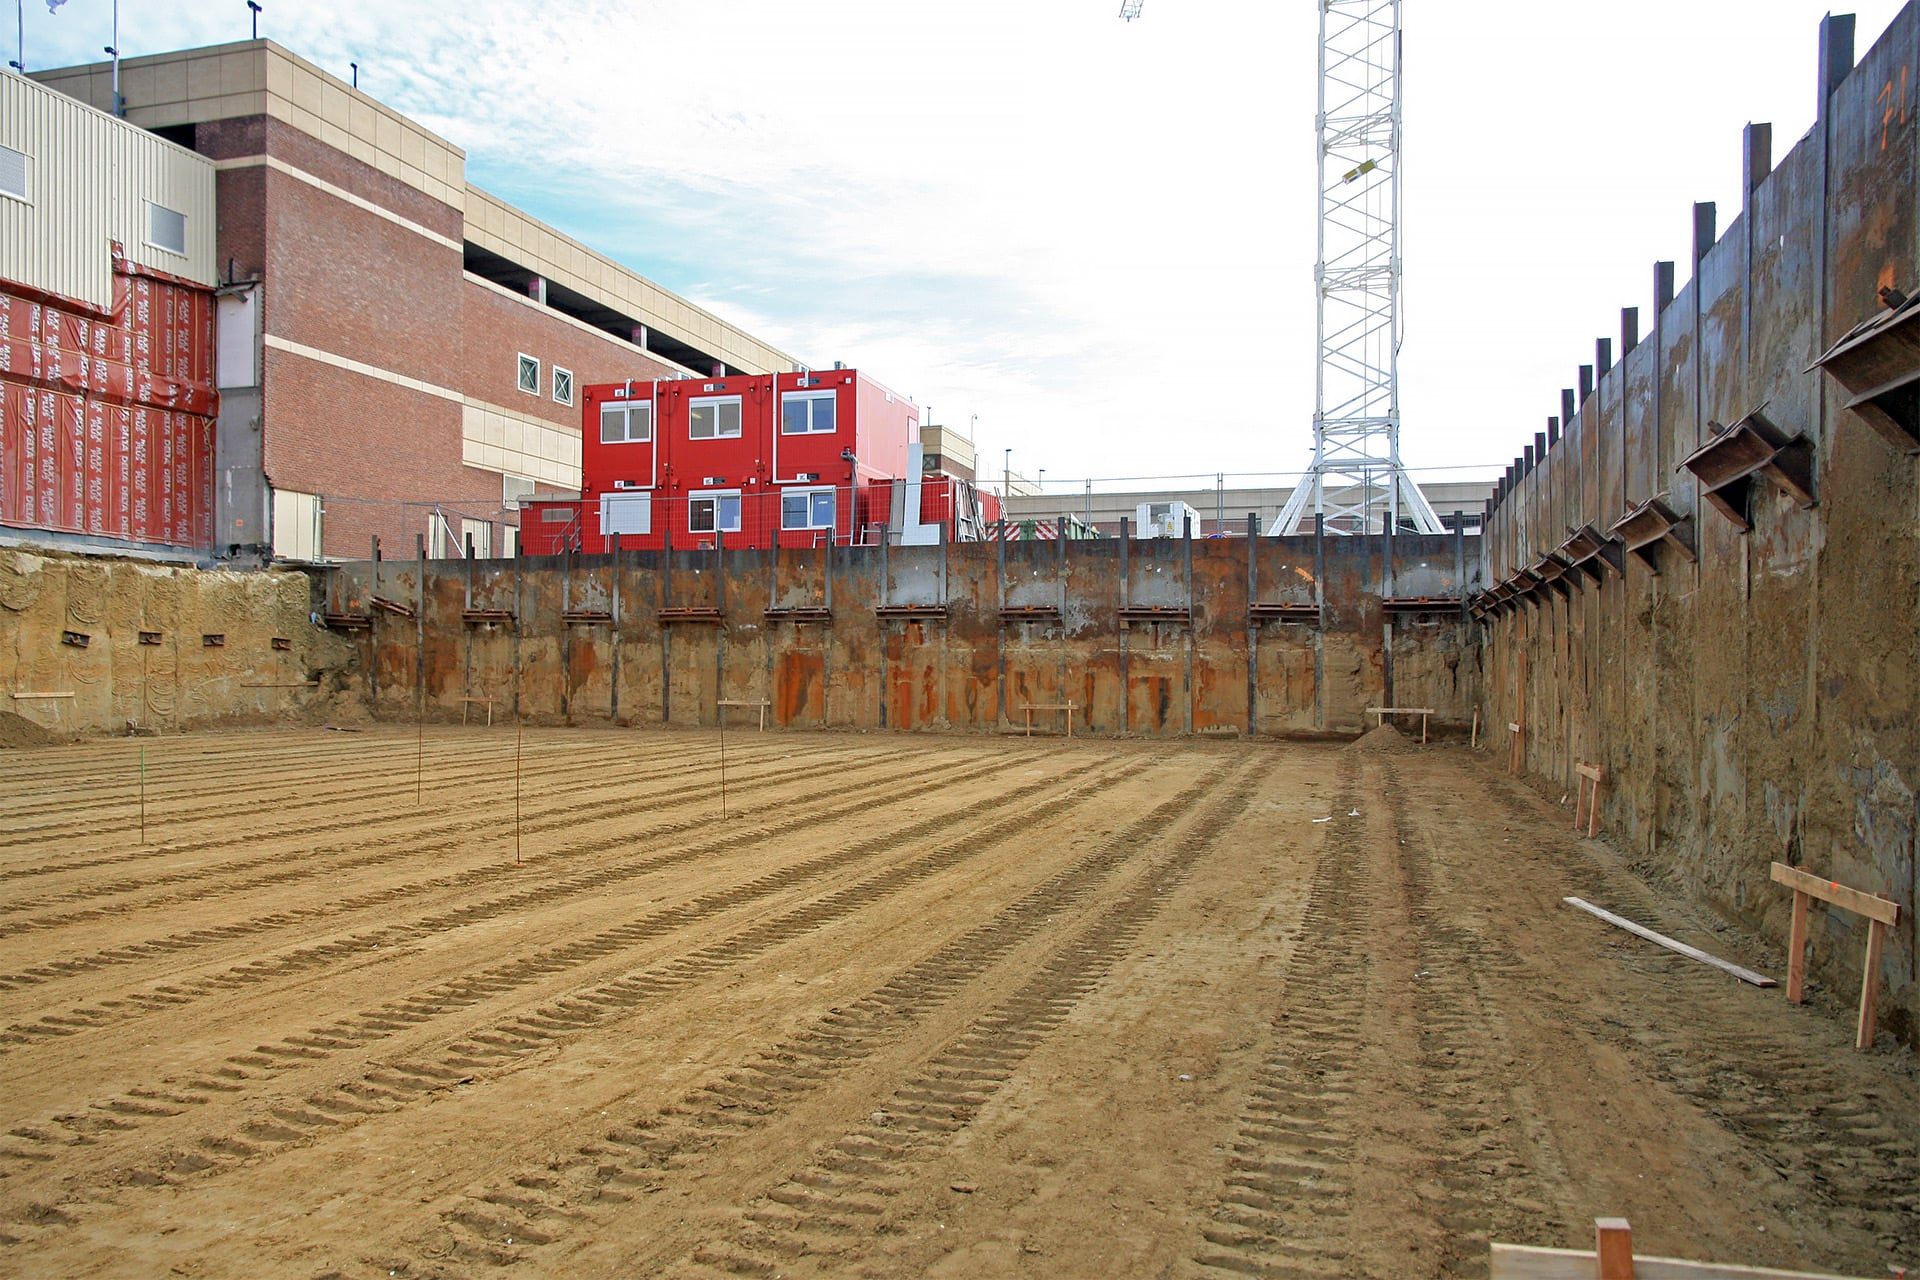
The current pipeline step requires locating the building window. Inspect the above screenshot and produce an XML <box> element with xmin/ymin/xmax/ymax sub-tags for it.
<box><xmin>690</xmin><ymin>396</ymin><xmax>742</xmax><ymax>440</ymax></box>
<box><xmin>517</xmin><ymin>353</ymin><xmax>540</xmax><ymax>396</ymax></box>
<box><xmin>781</xmin><ymin>390</ymin><xmax>836</xmax><ymax>434</ymax></box>
<box><xmin>146</xmin><ymin>201</ymin><xmax>187</xmax><ymax>256</ymax></box>
<box><xmin>688</xmin><ymin>490</ymin><xmax>741</xmax><ymax>534</ymax></box>
<box><xmin>781</xmin><ymin>487</ymin><xmax>835</xmax><ymax>530</ymax></box>
<box><xmin>599</xmin><ymin>401</ymin><xmax>653</xmax><ymax>444</ymax></box>
<box><xmin>552</xmin><ymin>366</ymin><xmax>574</xmax><ymax>406</ymax></box>
<box><xmin>0</xmin><ymin>145</ymin><xmax>27</xmax><ymax>203</ymax></box>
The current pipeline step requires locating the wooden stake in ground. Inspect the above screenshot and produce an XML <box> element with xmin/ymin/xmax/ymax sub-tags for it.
<box><xmin>138</xmin><ymin>744</ymin><xmax>146</xmax><ymax>845</ymax></box>
<box><xmin>717</xmin><ymin>705</ymin><xmax>728</xmax><ymax>820</ymax></box>
<box><xmin>415</xmin><ymin>693</ymin><xmax>424</xmax><ymax>807</ymax></box>
<box><xmin>1771</xmin><ymin>861</ymin><xmax>1901</xmax><ymax>1050</ymax></box>
<box><xmin>514</xmin><ymin>719</ymin><xmax>523</xmax><ymax>866</ymax></box>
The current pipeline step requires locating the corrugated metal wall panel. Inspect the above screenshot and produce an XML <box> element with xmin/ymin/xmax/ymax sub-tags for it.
<box><xmin>0</xmin><ymin>73</ymin><xmax>215</xmax><ymax>311</ymax></box>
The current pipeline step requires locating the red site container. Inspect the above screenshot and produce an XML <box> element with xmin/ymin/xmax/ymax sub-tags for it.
<box><xmin>0</xmin><ymin>249</ymin><xmax>218</xmax><ymax>550</ymax></box>
<box><xmin>524</xmin><ymin>367</ymin><xmax>918</xmax><ymax>554</ymax></box>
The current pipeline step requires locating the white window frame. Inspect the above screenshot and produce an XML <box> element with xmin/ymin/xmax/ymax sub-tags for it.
<box><xmin>600</xmin><ymin>401</ymin><xmax>653</xmax><ymax>444</ymax></box>
<box><xmin>689</xmin><ymin>395</ymin><xmax>743</xmax><ymax>440</ymax></box>
<box><xmin>552</xmin><ymin>366</ymin><xmax>574</xmax><ymax>407</ymax></box>
<box><xmin>780</xmin><ymin>486</ymin><xmax>835</xmax><ymax>531</ymax></box>
<box><xmin>688</xmin><ymin>489</ymin><xmax>742</xmax><ymax>535</ymax></box>
<box><xmin>144</xmin><ymin>200</ymin><xmax>187</xmax><ymax>256</ymax></box>
<box><xmin>517</xmin><ymin>353</ymin><xmax>540</xmax><ymax>396</ymax></box>
<box><xmin>600</xmin><ymin>491</ymin><xmax>652</xmax><ymax>537</ymax></box>
<box><xmin>781</xmin><ymin>389</ymin><xmax>837</xmax><ymax>435</ymax></box>
<box><xmin>0</xmin><ymin>144</ymin><xmax>28</xmax><ymax>204</ymax></box>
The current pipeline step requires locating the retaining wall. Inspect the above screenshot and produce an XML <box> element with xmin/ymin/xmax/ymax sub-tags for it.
<box><xmin>321</xmin><ymin>527</ymin><xmax>1482</xmax><ymax>738</ymax></box>
<box><xmin>0</xmin><ymin>549</ymin><xmax>357</xmax><ymax>735</ymax></box>
<box><xmin>1480</xmin><ymin>11</ymin><xmax>1920</xmax><ymax>1044</ymax></box>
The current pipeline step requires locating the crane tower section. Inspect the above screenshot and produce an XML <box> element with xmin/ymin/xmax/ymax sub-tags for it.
<box><xmin>1272</xmin><ymin>0</ymin><xmax>1443</xmax><ymax>536</ymax></box>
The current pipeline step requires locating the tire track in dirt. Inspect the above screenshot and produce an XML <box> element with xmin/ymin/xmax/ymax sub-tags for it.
<box><xmin>0</xmin><ymin>742</ymin><xmax>912</xmax><ymax>921</ymax></box>
<box><xmin>1189</xmin><ymin>753</ymin><xmax>1371</xmax><ymax>1280</ymax></box>
<box><xmin>0</xmin><ymin>745</ymin><xmax>946</xmax><ymax>938</ymax></box>
<box><xmin>0</xmin><ymin>744</ymin><xmax>953</xmax><ymax>995</ymax></box>
<box><xmin>0</xmin><ymin>733</ymin><xmax>690</xmax><ymax>842</ymax></box>
<box><xmin>0</xmin><ymin>737</ymin><xmax>867</xmax><ymax>877</ymax></box>
<box><xmin>0</xmin><ymin>756</ymin><xmax>1139</xmax><ymax>1235</ymax></box>
<box><xmin>658</xmin><ymin>760</ymin><xmax>1274</xmax><ymax>1280</ymax></box>
<box><xmin>1377</xmin><ymin>761</ymin><xmax>1574</xmax><ymax>1279</ymax></box>
<box><xmin>1414</xmin><ymin>756</ymin><xmax>1920</xmax><ymax>1271</ymax></box>
<box><xmin>0</xmin><ymin>750</ymin><xmax>1022</xmax><ymax>1053</ymax></box>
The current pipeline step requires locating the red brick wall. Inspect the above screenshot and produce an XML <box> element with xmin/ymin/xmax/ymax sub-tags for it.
<box><xmin>201</xmin><ymin>111</ymin><xmax>713</xmax><ymax>560</ymax></box>
<box><xmin>459</xmin><ymin>279</ymin><xmax>683</xmax><ymax>433</ymax></box>
<box><xmin>260</xmin><ymin>347</ymin><xmax>480</xmax><ymax>557</ymax></box>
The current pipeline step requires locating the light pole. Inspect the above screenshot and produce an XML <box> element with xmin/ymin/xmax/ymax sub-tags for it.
<box><xmin>11</xmin><ymin>0</ymin><xmax>22</xmax><ymax>75</ymax></box>
<box><xmin>247</xmin><ymin>1</ymin><xmax>261</xmax><ymax>39</ymax></box>
<box><xmin>1003</xmin><ymin>448</ymin><xmax>1011</xmax><ymax>500</ymax></box>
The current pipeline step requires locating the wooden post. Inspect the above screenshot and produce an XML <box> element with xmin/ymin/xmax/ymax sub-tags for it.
<box><xmin>1471</xmin><ymin>708</ymin><xmax>1479</xmax><ymax>750</ymax></box>
<box><xmin>1594</xmin><ymin>1217</ymin><xmax>1635</xmax><ymax>1280</ymax></box>
<box><xmin>1786</xmin><ymin>888</ymin><xmax>1810</xmax><ymax>1003</ymax></box>
<box><xmin>514</xmin><ymin>719</ymin><xmax>523</xmax><ymax>867</ymax></box>
<box><xmin>1858</xmin><ymin>914</ymin><xmax>1887</xmax><ymax>1050</ymax></box>
<box><xmin>138</xmin><ymin>745</ymin><xmax>147</xmax><ymax>844</ymax></box>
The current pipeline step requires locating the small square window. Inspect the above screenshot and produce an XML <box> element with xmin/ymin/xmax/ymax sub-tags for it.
<box><xmin>517</xmin><ymin>354</ymin><xmax>540</xmax><ymax>396</ymax></box>
<box><xmin>690</xmin><ymin>396</ymin><xmax>742</xmax><ymax>440</ymax></box>
<box><xmin>552</xmin><ymin>367</ymin><xmax>574</xmax><ymax>406</ymax></box>
<box><xmin>0</xmin><ymin>145</ymin><xmax>27</xmax><ymax>202</ymax></box>
<box><xmin>146</xmin><ymin>201</ymin><xmax>187</xmax><ymax>255</ymax></box>
<box><xmin>599</xmin><ymin>402</ymin><xmax>653</xmax><ymax>444</ymax></box>
<box><xmin>781</xmin><ymin>488</ymin><xmax>835</xmax><ymax>530</ymax></box>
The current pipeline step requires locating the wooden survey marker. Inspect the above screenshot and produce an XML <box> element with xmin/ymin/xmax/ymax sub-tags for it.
<box><xmin>1770</xmin><ymin>861</ymin><xmax>1901</xmax><ymax>1051</ymax></box>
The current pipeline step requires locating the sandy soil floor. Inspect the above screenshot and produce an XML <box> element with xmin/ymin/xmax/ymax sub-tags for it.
<box><xmin>0</xmin><ymin>726</ymin><xmax>1914</xmax><ymax>1279</ymax></box>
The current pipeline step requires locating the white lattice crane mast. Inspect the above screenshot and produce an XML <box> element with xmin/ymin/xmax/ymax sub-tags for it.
<box><xmin>1119</xmin><ymin>1</ymin><xmax>1145</xmax><ymax>20</ymax></box>
<box><xmin>1270</xmin><ymin>0</ymin><xmax>1443</xmax><ymax>535</ymax></box>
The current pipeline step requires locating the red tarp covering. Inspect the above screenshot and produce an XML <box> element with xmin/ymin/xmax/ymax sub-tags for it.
<box><xmin>0</xmin><ymin>257</ymin><xmax>218</xmax><ymax>548</ymax></box>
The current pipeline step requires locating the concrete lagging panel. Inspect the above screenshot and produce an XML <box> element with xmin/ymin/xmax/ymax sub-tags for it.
<box><xmin>320</xmin><ymin>529</ymin><xmax>1481</xmax><ymax>739</ymax></box>
<box><xmin>1482</xmin><ymin>8</ymin><xmax>1920</xmax><ymax>1047</ymax></box>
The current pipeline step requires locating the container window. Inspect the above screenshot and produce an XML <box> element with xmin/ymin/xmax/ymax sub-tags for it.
<box><xmin>0</xmin><ymin>145</ymin><xmax>27</xmax><ymax>202</ymax></box>
<box><xmin>781</xmin><ymin>390</ymin><xmax>836</xmax><ymax>434</ymax></box>
<box><xmin>146</xmin><ymin>201</ymin><xmax>187</xmax><ymax>255</ymax></box>
<box><xmin>517</xmin><ymin>354</ymin><xmax>540</xmax><ymax>395</ymax></box>
<box><xmin>600</xmin><ymin>401</ymin><xmax>653</xmax><ymax>444</ymax></box>
<box><xmin>781</xmin><ymin>488</ymin><xmax>835</xmax><ymax>530</ymax></box>
<box><xmin>689</xmin><ymin>491</ymin><xmax>741</xmax><ymax>534</ymax></box>
<box><xmin>690</xmin><ymin>396</ymin><xmax>742</xmax><ymax>440</ymax></box>
<box><xmin>552</xmin><ymin>366</ymin><xmax>574</xmax><ymax>406</ymax></box>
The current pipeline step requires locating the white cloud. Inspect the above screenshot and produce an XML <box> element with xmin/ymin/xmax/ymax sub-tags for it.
<box><xmin>18</xmin><ymin>0</ymin><xmax>1908</xmax><ymax>493</ymax></box>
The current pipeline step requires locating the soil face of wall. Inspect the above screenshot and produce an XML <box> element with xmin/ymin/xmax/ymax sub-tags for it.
<box><xmin>1480</xmin><ymin>11</ymin><xmax>1920</xmax><ymax>1047</ymax></box>
<box><xmin>0</xmin><ymin>549</ymin><xmax>359</xmax><ymax>736</ymax></box>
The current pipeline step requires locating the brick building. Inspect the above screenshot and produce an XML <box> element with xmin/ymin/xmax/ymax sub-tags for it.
<box><xmin>26</xmin><ymin>42</ymin><xmax>796</xmax><ymax>561</ymax></box>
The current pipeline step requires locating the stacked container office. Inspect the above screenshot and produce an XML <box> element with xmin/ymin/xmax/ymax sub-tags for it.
<box><xmin>521</xmin><ymin>368</ymin><xmax>918</xmax><ymax>553</ymax></box>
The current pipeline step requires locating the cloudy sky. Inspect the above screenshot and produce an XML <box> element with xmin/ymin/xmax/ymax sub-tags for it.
<box><xmin>15</xmin><ymin>0</ymin><xmax>1907</xmax><ymax>493</ymax></box>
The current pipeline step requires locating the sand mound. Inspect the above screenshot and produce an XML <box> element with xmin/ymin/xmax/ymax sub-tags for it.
<box><xmin>0</xmin><ymin>711</ymin><xmax>56</xmax><ymax>749</ymax></box>
<box><xmin>1345</xmin><ymin>722</ymin><xmax>1415</xmax><ymax>754</ymax></box>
